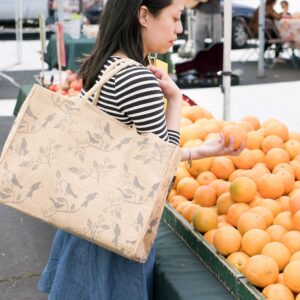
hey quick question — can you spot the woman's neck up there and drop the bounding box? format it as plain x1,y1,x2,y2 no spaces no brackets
112,51,128,59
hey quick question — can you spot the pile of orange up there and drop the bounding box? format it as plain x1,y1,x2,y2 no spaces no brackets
167,102,300,297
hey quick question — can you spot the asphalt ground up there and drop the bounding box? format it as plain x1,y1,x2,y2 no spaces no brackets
0,117,51,300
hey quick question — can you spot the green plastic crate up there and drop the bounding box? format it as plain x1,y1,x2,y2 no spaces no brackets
162,204,265,300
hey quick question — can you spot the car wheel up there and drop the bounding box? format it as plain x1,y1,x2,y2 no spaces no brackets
232,17,249,49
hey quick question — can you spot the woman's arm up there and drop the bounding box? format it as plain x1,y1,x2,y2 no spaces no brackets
181,133,245,162
266,5,282,20
147,65,182,133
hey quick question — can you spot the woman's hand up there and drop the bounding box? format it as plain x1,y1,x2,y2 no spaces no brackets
147,65,182,101
187,133,245,161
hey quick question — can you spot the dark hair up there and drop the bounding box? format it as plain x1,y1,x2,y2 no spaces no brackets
266,0,276,5
281,0,288,5
78,0,172,90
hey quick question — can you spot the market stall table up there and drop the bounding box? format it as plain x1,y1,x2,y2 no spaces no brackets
45,33,96,71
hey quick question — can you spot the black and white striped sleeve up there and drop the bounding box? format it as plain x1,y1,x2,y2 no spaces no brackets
115,66,180,146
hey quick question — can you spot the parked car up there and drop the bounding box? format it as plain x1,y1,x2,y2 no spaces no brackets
179,1,255,49
228,1,256,49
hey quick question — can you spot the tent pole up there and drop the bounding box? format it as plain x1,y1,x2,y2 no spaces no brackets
258,0,265,77
222,0,232,121
15,0,23,64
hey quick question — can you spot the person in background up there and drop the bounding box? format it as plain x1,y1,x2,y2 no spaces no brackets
38,0,243,299
280,0,292,17
191,0,222,53
249,0,283,61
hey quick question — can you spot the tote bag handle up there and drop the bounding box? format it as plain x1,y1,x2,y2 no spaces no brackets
81,58,140,106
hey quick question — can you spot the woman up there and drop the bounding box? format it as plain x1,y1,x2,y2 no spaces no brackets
38,1,243,299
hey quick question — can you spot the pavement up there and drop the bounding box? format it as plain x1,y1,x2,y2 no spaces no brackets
0,38,300,299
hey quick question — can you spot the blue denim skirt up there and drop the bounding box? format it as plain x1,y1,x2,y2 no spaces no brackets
38,230,155,300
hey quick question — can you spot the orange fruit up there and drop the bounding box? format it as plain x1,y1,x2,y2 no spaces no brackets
273,211,294,231
203,122,221,135
192,207,218,233
193,185,217,207
261,118,279,129
293,211,300,231
259,198,282,216
180,117,193,127
226,203,251,227
264,121,289,142
167,188,177,203
174,166,192,188
277,273,285,284
227,251,250,273
221,124,247,150
266,224,288,242
290,251,300,262
250,206,274,227
169,195,188,209
257,174,285,199
249,194,263,208
289,131,300,142
242,115,260,130
284,139,300,160
203,229,217,246
231,148,256,170
229,177,257,203
213,226,242,256
283,261,300,292
228,169,245,182
176,201,192,214
290,193,300,215
243,255,279,288
209,179,230,197
275,171,295,195
196,171,217,186
216,192,234,215
262,284,294,300
237,212,266,235
273,163,295,177
177,177,199,200
179,124,206,146
210,156,235,180
246,130,264,149
262,135,284,154
242,228,271,256
264,148,290,171
185,157,214,177
295,164,300,181
238,120,255,132
281,231,300,254
276,195,291,212
181,203,200,223
181,105,208,122
261,242,291,271
251,149,265,163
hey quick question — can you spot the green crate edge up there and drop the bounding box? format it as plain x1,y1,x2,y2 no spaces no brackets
162,204,265,300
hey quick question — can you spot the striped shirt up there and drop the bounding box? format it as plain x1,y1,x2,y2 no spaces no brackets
80,56,180,146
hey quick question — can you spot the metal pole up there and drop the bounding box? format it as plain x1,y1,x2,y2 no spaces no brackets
258,0,265,77
222,0,232,121
15,0,23,64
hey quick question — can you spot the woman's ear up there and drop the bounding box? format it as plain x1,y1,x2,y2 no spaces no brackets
138,5,149,28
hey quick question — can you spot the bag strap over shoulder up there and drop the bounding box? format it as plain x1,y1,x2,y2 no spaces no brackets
82,58,140,106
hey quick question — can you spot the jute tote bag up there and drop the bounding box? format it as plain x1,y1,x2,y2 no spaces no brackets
0,59,182,262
